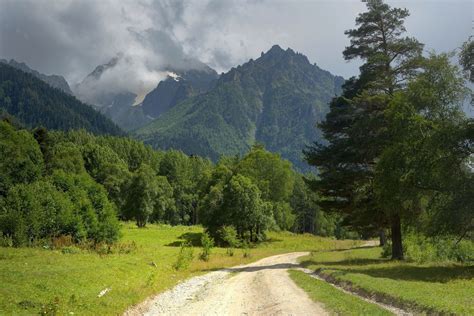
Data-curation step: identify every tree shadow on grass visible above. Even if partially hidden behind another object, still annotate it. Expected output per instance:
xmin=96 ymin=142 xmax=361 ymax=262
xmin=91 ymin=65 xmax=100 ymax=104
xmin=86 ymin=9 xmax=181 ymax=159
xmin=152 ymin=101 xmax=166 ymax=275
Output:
xmin=346 ymin=265 xmax=474 ymax=283
xmin=300 ymin=258 xmax=384 ymax=268
xmin=301 ymin=257 xmax=474 ymax=283
xmin=166 ymin=232 xmax=203 ymax=247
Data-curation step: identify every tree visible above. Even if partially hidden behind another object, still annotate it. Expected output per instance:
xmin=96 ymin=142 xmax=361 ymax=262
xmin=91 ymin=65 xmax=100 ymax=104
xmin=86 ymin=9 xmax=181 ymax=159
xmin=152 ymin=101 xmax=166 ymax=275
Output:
xmin=96 ymin=162 xmax=132 ymax=216
xmin=124 ymin=164 xmax=159 ymax=227
xmin=376 ymin=54 xmax=472 ymax=243
xmin=0 ymin=121 xmax=44 ymax=196
xmin=237 ymin=144 xmax=294 ymax=203
xmin=48 ymin=142 xmax=86 ymax=174
xmin=50 ymin=170 xmax=120 ymax=244
xmin=0 ymin=180 xmax=75 ymax=246
xmin=306 ymin=0 xmax=424 ymax=259
xmin=459 ymin=38 xmax=473 ymax=83
xmin=224 ymin=174 xmax=271 ymax=242
xmin=152 ymin=176 xmax=176 ymax=224
xmin=199 ymin=172 xmax=272 ymax=243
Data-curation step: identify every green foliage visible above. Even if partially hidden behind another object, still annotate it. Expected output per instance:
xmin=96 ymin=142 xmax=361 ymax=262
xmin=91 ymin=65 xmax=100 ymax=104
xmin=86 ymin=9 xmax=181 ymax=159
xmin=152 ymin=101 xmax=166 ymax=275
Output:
xmin=305 ymin=0 xmax=469 ymax=260
xmin=173 ymin=241 xmax=194 ymax=271
xmin=50 ymin=171 xmax=120 ymax=244
xmin=48 ymin=142 xmax=86 ymax=174
xmin=124 ymin=164 xmax=160 ymax=227
xmin=0 ymin=180 xmax=75 ymax=246
xmin=0 ymin=63 xmax=122 ymax=135
xmin=459 ymin=38 xmax=473 ymax=83
xmin=199 ymin=232 xmax=214 ymax=261
xmin=396 ymin=233 xmax=474 ymax=263
xmin=0 ymin=121 xmax=44 ymax=196
xmin=218 ymin=225 xmax=240 ymax=256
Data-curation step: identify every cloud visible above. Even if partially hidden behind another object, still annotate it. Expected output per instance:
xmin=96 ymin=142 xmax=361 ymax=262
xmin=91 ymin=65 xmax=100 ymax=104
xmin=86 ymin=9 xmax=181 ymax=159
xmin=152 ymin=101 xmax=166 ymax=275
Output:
xmin=0 ymin=0 xmax=471 ymax=103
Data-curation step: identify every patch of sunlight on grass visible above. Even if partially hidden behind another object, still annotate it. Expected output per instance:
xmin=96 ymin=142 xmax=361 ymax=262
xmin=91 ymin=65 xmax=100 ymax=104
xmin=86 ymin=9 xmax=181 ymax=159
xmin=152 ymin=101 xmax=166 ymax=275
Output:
xmin=299 ymin=247 xmax=474 ymax=315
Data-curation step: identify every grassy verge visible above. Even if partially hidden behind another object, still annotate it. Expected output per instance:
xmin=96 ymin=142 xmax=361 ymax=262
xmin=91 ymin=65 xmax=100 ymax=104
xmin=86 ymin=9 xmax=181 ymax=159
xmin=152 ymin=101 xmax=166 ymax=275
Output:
xmin=0 ymin=223 xmax=358 ymax=315
xmin=299 ymin=247 xmax=474 ymax=315
xmin=288 ymin=270 xmax=392 ymax=315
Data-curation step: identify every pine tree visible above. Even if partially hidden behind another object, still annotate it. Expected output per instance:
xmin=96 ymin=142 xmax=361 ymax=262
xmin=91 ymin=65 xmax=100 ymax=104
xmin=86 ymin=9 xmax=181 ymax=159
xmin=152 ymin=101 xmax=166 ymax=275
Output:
xmin=306 ymin=0 xmax=423 ymax=259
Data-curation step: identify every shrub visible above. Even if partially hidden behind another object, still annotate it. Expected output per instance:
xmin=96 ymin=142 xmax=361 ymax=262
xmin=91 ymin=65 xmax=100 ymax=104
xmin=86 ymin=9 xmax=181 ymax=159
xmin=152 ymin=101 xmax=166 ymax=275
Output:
xmin=173 ymin=241 xmax=194 ymax=270
xmin=242 ymin=242 xmax=251 ymax=258
xmin=384 ymin=232 xmax=474 ymax=263
xmin=219 ymin=226 xmax=240 ymax=256
xmin=199 ymin=232 xmax=214 ymax=261
xmin=61 ymin=246 xmax=81 ymax=254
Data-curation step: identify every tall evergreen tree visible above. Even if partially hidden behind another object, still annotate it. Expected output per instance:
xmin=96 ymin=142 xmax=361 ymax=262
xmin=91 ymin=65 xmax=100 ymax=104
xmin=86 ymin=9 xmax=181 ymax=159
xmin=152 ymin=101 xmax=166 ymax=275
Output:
xmin=306 ymin=0 xmax=423 ymax=259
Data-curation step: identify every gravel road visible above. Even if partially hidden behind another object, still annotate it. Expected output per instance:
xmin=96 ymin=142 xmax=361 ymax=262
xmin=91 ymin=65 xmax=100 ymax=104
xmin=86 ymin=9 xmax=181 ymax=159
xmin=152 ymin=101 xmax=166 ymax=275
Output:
xmin=125 ymin=252 xmax=327 ymax=316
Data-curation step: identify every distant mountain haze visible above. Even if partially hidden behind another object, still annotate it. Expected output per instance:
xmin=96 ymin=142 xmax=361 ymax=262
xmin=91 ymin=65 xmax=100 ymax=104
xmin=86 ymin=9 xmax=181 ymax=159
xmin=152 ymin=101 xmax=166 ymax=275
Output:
xmin=73 ymin=54 xmax=219 ymax=131
xmin=135 ymin=45 xmax=344 ymax=171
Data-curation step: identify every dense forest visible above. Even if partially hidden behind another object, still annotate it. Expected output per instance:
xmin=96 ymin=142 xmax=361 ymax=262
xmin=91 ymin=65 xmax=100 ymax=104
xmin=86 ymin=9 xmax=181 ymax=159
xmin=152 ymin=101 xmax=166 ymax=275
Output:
xmin=305 ymin=0 xmax=473 ymax=260
xmin=0 ymin=63 xmax=122 ymax=135
xmin=0 ymin=120 xmax=354 ymax=247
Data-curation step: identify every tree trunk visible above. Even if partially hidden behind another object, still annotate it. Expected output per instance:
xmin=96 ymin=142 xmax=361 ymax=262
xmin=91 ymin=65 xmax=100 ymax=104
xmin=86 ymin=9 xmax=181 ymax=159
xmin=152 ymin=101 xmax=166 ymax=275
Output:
xmin=379 ymin=229 xmax=386 ymax=247
xmin=390 ymin=215 xmax=403 ymax=260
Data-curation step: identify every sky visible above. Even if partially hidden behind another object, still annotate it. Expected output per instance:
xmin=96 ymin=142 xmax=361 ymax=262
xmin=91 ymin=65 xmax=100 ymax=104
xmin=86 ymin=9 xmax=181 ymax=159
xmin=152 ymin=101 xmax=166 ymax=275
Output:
xmin=0 ymin=0 xmax=472 ymax=97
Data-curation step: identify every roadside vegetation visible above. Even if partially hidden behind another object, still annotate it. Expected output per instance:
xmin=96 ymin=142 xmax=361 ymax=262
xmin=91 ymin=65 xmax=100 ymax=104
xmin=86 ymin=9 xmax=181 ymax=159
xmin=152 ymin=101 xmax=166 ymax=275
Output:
xmin=0 ymin=223 xmax=358 ymax=315
xmin=289 ymin=270 xmax=392 ymax=316
xmin=298 ymin=246 xmax=474 ymax=315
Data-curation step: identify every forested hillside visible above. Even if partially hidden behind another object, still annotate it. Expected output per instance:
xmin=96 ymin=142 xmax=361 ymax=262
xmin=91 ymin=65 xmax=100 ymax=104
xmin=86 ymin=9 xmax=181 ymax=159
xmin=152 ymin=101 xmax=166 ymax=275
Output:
xmin=142 ymin=68 xmax=219 ymax=119
xmin=0 ymin=63 xmax=122 ymax=135
xmin=0 ymin=59 xmax=72 ymax=94
xmin=136 ymin=45 xmax=344 ymax=170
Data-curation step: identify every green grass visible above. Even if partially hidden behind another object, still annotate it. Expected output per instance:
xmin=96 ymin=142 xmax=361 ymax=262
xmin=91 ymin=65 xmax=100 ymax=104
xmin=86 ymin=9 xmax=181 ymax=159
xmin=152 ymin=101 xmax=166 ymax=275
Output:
xmin=0 ymin=223 xmax=358 ymax=315
xmin=289 ymin=270 xmax=392 ymax=315
xmin=299 ymin=247 xmax=474 ymax=315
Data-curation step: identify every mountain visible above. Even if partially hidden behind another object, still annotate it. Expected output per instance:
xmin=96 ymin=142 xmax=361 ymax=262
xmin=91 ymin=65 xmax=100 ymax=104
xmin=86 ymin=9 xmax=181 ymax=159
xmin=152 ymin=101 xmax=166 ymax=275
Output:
xmin=75 ymin=54 xmax=219 ymax=131
xmin=73 ymin=55 xmax=152 ymax=131
xmin=0 ymin=59 xmax=72 ymax=94
xmin=142 ymin=67 xmax=218 ymax=118
xmin=0 ymin=62 xmax=123 ymax=135
xmin=135 ymin=45 xmax=344 ymax=170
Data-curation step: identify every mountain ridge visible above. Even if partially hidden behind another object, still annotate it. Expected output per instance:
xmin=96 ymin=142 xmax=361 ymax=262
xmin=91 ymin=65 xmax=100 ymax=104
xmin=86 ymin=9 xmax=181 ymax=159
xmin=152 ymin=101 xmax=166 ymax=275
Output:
xmin=0 ymin=62 xmax=123 ymax=135
xmin=135 ymin=45 xmax=344 ymax=170
xmin=0 ymin=58 xmax=72 ymax=94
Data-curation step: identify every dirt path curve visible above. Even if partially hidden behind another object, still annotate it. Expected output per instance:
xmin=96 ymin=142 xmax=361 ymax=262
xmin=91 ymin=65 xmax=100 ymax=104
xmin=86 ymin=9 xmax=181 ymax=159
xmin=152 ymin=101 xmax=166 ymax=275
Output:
xmin=125 ymin=252 xmax=327 ymax=316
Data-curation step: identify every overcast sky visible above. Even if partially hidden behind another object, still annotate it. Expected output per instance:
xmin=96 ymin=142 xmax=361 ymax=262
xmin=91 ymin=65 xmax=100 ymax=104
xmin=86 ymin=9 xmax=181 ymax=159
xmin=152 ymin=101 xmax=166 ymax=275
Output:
xmin=0 ymin=0 xmax=471 ymax=87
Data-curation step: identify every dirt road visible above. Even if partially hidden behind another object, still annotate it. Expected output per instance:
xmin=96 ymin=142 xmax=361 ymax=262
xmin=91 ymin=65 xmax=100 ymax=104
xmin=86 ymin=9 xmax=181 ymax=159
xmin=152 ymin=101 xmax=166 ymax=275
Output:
xmin=126 ymin=252 xmax=327 ymax=316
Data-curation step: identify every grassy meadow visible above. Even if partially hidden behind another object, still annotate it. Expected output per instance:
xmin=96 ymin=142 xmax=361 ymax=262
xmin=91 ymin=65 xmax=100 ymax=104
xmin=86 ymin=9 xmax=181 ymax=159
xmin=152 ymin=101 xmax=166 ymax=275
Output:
xmin=298 ymin=247 xmax=474 ymax=315
xmin=289 ymin=270 xmax=392 ymax=315
xmin=0 ymin=223 xmax=359 ymax=315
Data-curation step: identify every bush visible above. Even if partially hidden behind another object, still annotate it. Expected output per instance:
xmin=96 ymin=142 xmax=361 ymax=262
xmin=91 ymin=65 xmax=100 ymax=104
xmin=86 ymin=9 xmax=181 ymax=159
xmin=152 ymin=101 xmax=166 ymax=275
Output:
xmin=199 ymin=232 xmax=214 ymax=261
xmin=218 ymin=226 xmax=240 ymax=256
xmin=61 ymin=246 xmax=81 ymax=254
xmin=0 ymin=172 xmax=121 ymax=247
xmin=173 ymin=241 xmax=194 ymax=270
xmin=242 ymin=242 xmax=251 ymax=258
xmin=383 ymin=232 xmax=474 ymax=263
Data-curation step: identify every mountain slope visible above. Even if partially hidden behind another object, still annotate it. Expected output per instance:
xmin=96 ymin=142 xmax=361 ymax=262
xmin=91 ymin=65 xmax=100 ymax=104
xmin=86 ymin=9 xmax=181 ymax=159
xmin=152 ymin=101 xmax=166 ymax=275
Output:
xmin=0 ymin=63 xmax=122 ymax=135
xmin=142 ymin=68 xmax=218 ymax=118
xmin=0 ymin=59 xmax=72 ymax=94
xmin=136 ymin=45 xmax=343 ymax=170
